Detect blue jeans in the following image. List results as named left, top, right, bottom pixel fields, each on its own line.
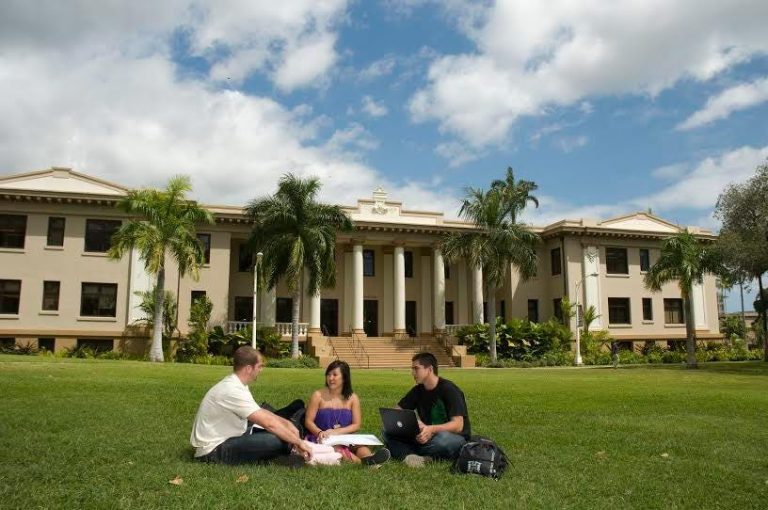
left=382, top=429, right=466, bottom=461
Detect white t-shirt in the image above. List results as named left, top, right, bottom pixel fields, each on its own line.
left=190, top=373, right=261, bottom=457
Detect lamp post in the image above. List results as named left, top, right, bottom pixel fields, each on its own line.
left=574, top=272, right=598, bottom=366
left=251, top=252, right=263, bottom=349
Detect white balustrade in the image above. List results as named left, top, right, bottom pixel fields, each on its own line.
left=445, top=324, right=468, bottom=337
left=275, top=322, right=308, bottom=337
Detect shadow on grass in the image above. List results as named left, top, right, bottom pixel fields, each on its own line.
left=611, top=361, right=768, bottom=377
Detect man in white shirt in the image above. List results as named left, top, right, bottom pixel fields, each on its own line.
left=190, top=346, right=312, bottom=464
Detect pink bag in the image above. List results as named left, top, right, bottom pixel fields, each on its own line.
left=304, top=441, right=342, bottom=466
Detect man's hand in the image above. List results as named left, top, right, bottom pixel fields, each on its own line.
left=294, top=440, right=313, bottom=461
left=415, top=423, right=434, bottom=444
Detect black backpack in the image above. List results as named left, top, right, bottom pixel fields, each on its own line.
left=452, top=437, right=508, bottom=479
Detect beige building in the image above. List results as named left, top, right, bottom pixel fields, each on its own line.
left=0, top=168, right=722, bottom=364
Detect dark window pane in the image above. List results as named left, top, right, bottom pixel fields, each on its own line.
left=527, top=299, right=539, bottom=323
left=80, top=283, right=117, bottom=317
left=238, top=243, right=252, bottom=272
left=197, top=233, right=211, bottom=264
left=606, top=248, right=628, bottom=274
left=608, top=297, right=631, bottom=324
left=499, top=300, right=506, bottom=322
left=363, top=249, right=375, bottom=277
left=664, top=298, right=685, bottom=324
left=42, top=281, right=60, bottom=311
left=190, top=291, right=207, bottom=310
left=38, top=338, right=55, bottom=351
left=444, top=263, right=450, bottom=280
left=234, top=296, right=253, bottom=321
left=639, top=249, right=650, bottom=272
left=642, top=297, right=653, bottom=321
left=0, top=279, right=21, bottom=314
left=0, top=214, right=26, bottom=249
left=0, top=338, right=15, bottom=350
left=404, top=251, right=413, bottom=278
left=76, top=338, right=113, bottom=352
left=84, top=219, right=121, bottom=252
left=47, top=217, right=66, bottom=246
left=550, top=248, right=562, bottom=276
left=276, top=298, right=293, bottom=323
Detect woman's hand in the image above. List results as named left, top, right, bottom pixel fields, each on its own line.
left=317, top=429, right=331, bottom=442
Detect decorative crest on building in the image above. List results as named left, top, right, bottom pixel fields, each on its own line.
left=371, top=187, right=389, bottom=214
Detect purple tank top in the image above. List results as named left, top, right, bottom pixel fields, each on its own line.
left=306, top=408, right=353, bottom=443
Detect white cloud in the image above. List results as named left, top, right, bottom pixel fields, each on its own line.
left=0, top=1, right=458, bottom=215
left=556, top=135, right=588, bottom=153
left=651, top=163, right=689, bottom=180
left=358, top=56, right=396, bottom=82
left=273, top=32, right=338, bottom=92
left=434, top=142, right=485, bottom=167
left=677, top=77, right=768, bottom=130
left=360, top=96, right=388, bottom=117
left=411, top=0, right=768, bottom=146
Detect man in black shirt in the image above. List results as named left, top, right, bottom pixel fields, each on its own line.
left=383, top=352, right=470, bottom=466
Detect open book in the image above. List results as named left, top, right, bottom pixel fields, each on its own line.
left=320, top=434, right=384, bottom=447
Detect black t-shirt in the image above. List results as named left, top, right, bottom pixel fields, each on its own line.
left=398, top=378, right=471, bottom=439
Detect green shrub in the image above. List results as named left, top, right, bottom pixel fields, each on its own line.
left=661, top=349, right=685, bottom=364
left=618, top=349, right=646, bottom=365
left=65, top=345, right=97, bottom=359
left=265, top=355, right=319, bottom=369
left=5, top=341, right=39, bottom=355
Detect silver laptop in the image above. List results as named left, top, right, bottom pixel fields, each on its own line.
left=379, top=408, right=419, bottom=439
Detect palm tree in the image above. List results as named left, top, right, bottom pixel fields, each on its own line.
left=644, top=230, right=722, bottom=368
left=491, top=166, right=539, bottom=222
left=443, top=178, right=540, bottom=361
left=246, top=174, right=353, bottom=358
left=108, top=176, right=213, bottom=362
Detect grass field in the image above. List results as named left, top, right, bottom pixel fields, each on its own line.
left=1, top=356, right=767, bottom=509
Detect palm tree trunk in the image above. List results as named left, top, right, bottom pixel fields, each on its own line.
left=487, top=283, right=497, bottom=361
left=759, top=274, right=768, bottom=362
left=683, top=294, right=697, bottom=368
left=150, top=265, right=166, bottom=362
left=291, top=288, right=301, bottom=359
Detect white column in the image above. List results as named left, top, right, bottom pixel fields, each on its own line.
left=353, top=244, right=364, bottom=334
left=261, top=287, right=276, bottom=327
left=692, top=280, right=707, bottom=329
left=583, top=246, right=602, bottom=329
left=457, top=260, right=469, bottom=324
left=433, top=247, right=446, bottom=332
left=393, top=246, right=406, bottom=336
left=472, top=265, right=484, bottom=323
left=343, top=251, right=353, bottom=334
left=420, top=252, right=432, bottom=334
left=309, top=292, right=321, bottom=334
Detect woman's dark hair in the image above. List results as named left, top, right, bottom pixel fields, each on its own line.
left=325, top=360, right=353, bottom=400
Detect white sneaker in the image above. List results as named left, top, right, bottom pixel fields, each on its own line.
left=404, top=454, right=430, bottom=468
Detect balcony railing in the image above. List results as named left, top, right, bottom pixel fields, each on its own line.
left=226, top=321, right=308, bottom=338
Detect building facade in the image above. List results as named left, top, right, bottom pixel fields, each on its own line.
left=0, top=168, right=722, bottom=358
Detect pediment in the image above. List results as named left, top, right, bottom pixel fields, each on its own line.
left=599, top=212, right=680, bottom=233
left=0, top=167, right=127, bottom=196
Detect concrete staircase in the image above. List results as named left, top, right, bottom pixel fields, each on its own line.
left=326, top=336, right=455, bottom=369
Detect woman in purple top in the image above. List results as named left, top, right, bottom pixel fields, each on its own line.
left=304, top=360, right=390, bottom=465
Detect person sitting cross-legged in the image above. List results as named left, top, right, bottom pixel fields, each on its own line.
left=190, top=346, right=312, bottom=465
left=383, top=352, right=471, bottom=468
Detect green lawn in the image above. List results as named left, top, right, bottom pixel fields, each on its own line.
left=1, top=356, right=767, bottom=509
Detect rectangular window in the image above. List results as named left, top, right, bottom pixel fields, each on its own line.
left=606, top=248, right=629, bottom=274
left=38, top=338, right=55, bottom=351
left=276, top=297, right=293, bottom=323
left=76, top=338, right=113, bottom=353
left=47, top=217, right=66, bottom=247
left=363, top=249, right=375, bottom=277
left=238, top=243, right=252, bottom=272
left=553, top=298, right=563, bottom=322
left=445, top=301, right=454, bottom=325
left=42, top=281, right=60, bottom=311
left=80, top=283, right=117, bottom=317
left=0, top=338, right=15, bottom=350
left=0, top=279, right=21, bottom=314
left=664, top=298, right=685, bottom=324
left=444, top=263, right=450, bottom=280
left=197, top=233, right=211, bottom=264
left=639, top=248, right=650, bottom=272
left=234, top=296, right=253, bottom=321
left=403, top=251, right=413, bottom=278
left=84, top=219, right=121, bottom=252
left=499, top=300, right=506, bottom=322
left=0, top=214, right=27, bottom=249
left=608, top=297, right=631, bottom=324
left=527, top=299, right=539, bottom=323
left=642, top=297, right=653, bottom=321
left=191, top=290, right=206, bottom=305
left=550, top=247, right=562, bottom=276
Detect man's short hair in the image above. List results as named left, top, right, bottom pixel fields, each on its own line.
left=233, top=346, right=262, bottom=370
left=412, top=352, right=438, bottom=376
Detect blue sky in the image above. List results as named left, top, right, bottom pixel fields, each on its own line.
left=1, top=1, right=767, bottom=311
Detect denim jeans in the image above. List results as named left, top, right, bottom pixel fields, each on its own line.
left=382, top=429, right=466, bottom=461
left=200, top=399, right=304, bottom=465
